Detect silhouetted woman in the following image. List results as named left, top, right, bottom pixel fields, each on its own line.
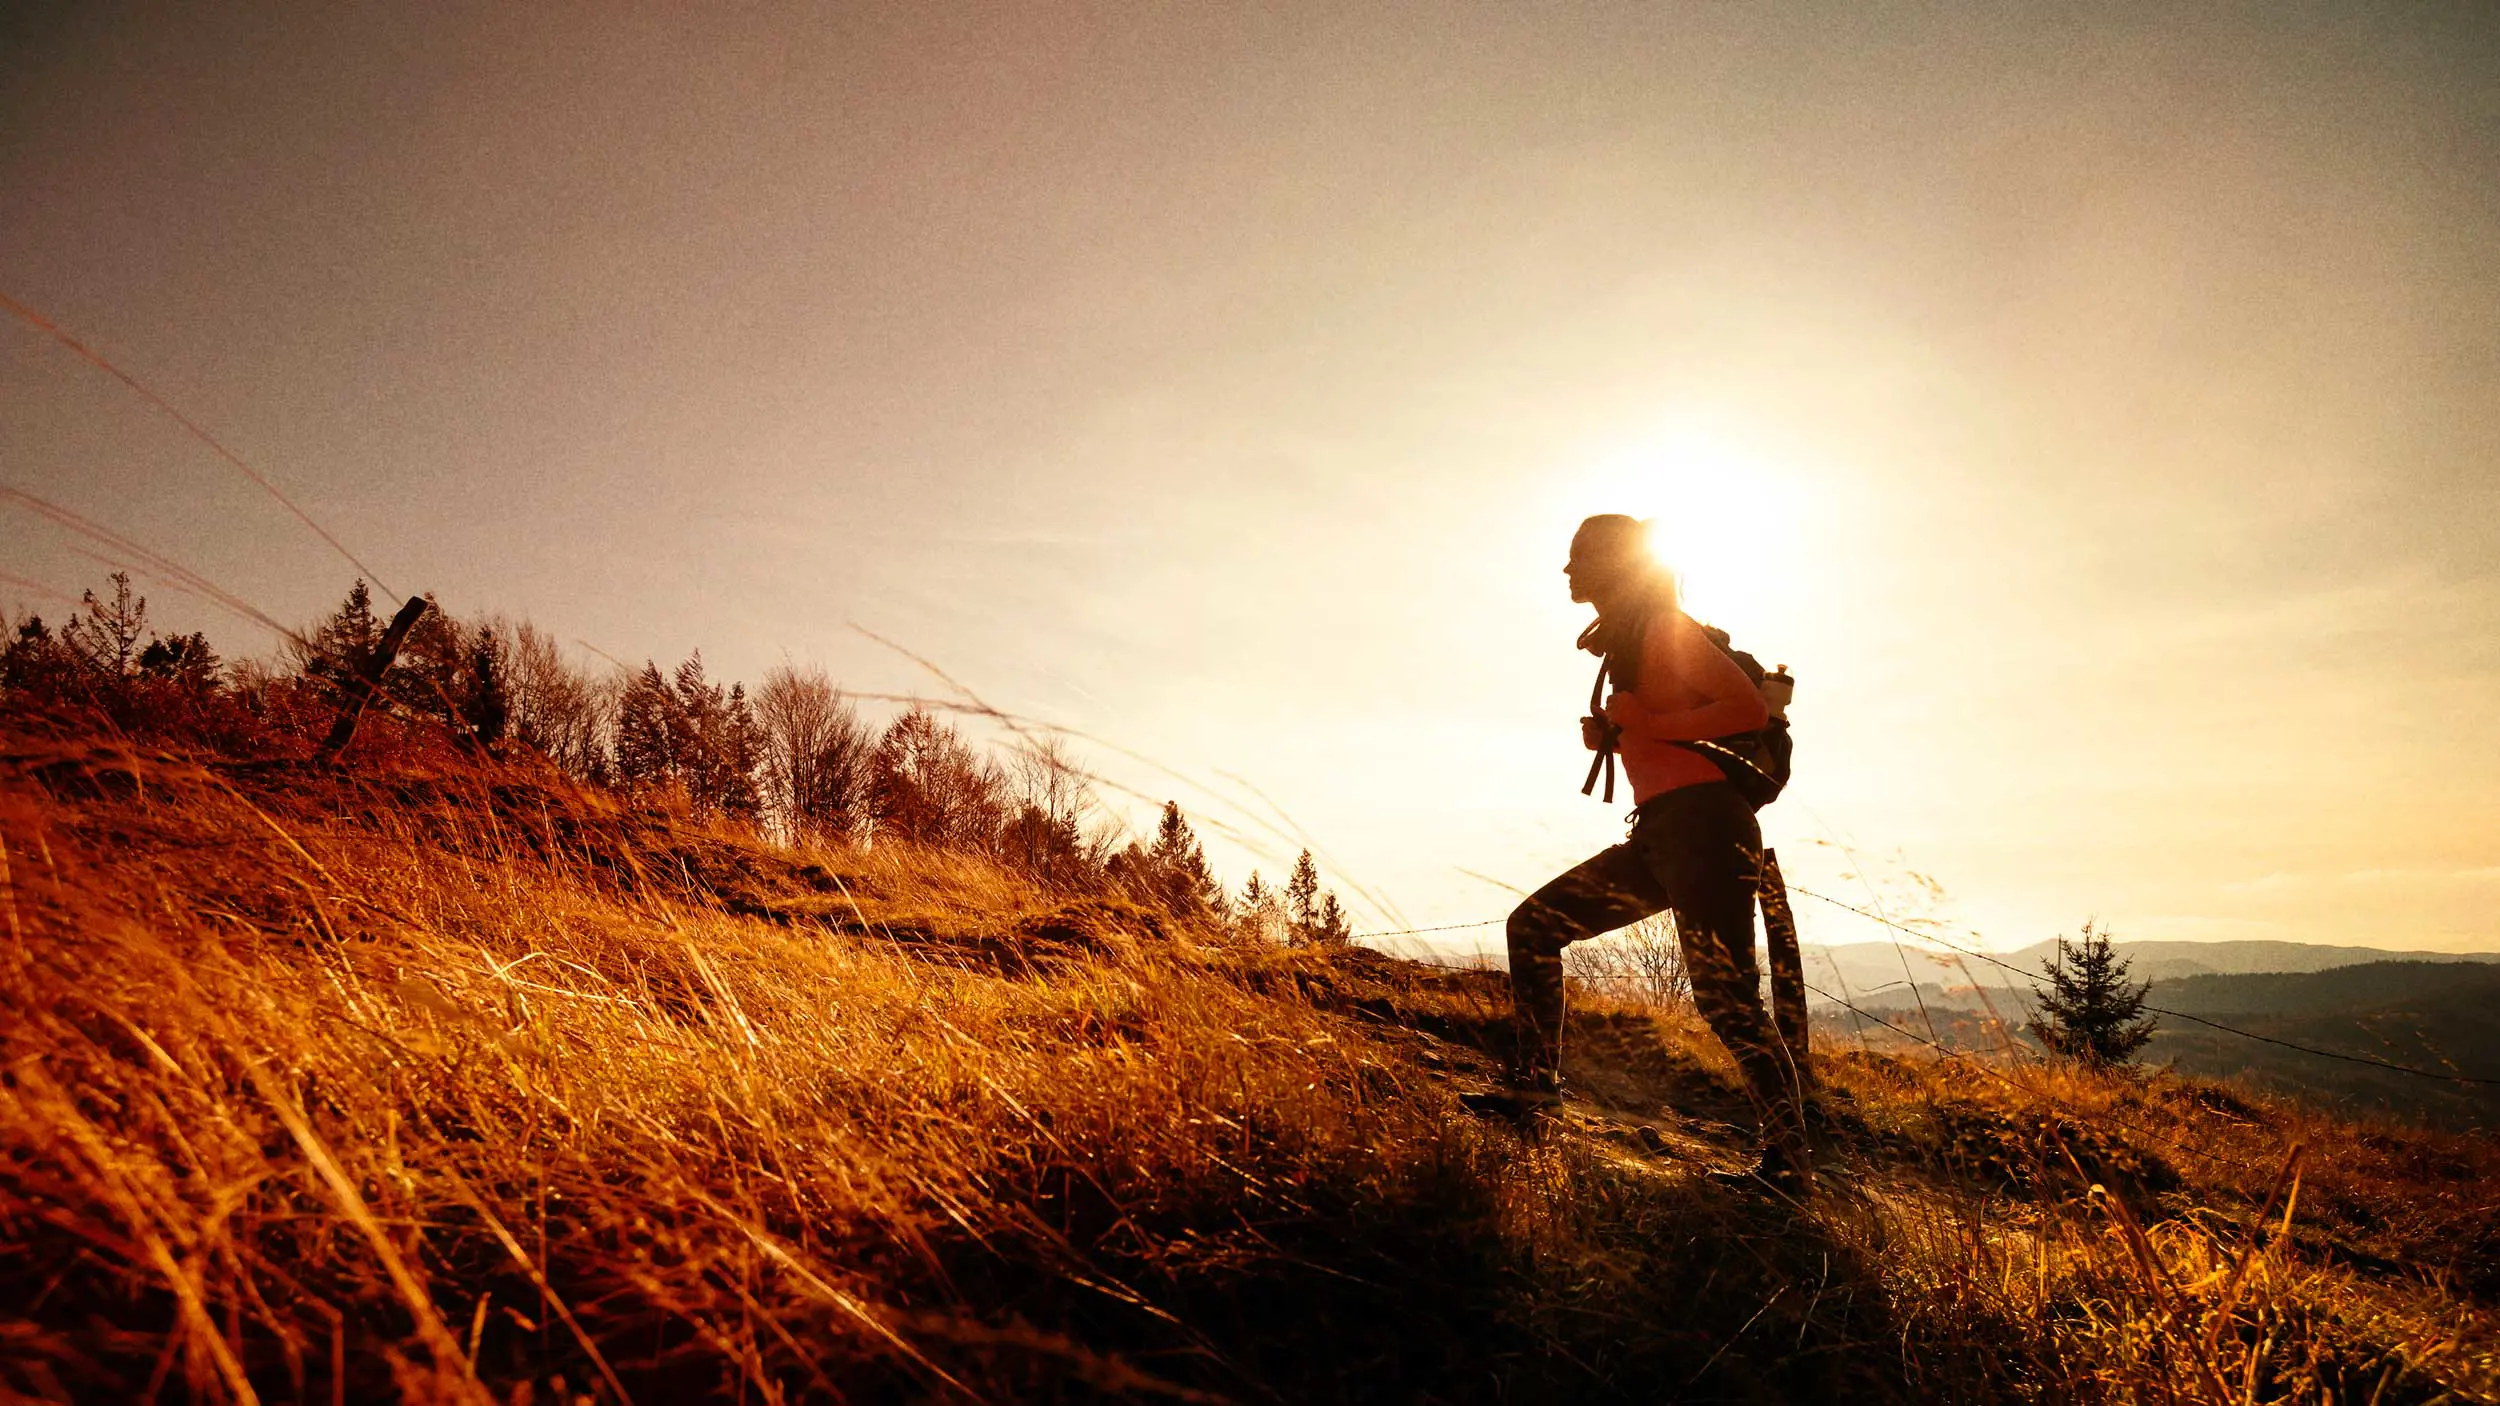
left=1502, top=514, right=1811, bottom=1194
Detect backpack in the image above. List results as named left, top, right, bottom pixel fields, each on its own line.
left=1580, top=621, right=1794, bottom=811
left=1679, top=630, right=1793, bottom=810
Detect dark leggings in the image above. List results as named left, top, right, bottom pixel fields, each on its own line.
left=1507, top=783, right=1807, bottom=1153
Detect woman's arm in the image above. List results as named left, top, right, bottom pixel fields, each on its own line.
left=1603, top=617, right=1769, bottom=742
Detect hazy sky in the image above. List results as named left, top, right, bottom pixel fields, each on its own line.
left=7, top=2, right=2497, bottom=958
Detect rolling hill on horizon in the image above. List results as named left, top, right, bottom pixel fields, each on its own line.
left=2147, top=962, right=2500, bottom=1129
left=1804, top=936, right=2500, bottom=1006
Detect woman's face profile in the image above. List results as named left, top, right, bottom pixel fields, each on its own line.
left=1564, top=554, right=1594, bottom=603
left=1564, top=531, right=1641, bottom=605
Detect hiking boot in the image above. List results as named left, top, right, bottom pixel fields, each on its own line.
left=1459, top=1083, right=1565, bottom=1124
left=1706, top=1145, right=1815, bottom=1201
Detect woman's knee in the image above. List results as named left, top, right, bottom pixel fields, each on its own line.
left=1506, top=903, right=1562, bottom=960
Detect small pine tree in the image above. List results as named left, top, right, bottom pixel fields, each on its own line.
left=1105, top=803, right=1225, bottom=922
left=2029, top=922, right=2157, bottom=1067
left=713, top=681, right=761, bottom=819
left=612, top=662, right=683, bottom=793
left=1313, top=892, right=1352, bottom=946
left=1142, top=801, right=1225, bottom=921
left=607, top=654, right=763, bottom=816
left=0, top=616, right=77, bottom=698
left=137, top=632, right=220, bottom=685
left=302, top=580, right=381, bottom=690
left=1284, top=851, right=1325, bottom=944
left=462, top=628, right=510, bottom=747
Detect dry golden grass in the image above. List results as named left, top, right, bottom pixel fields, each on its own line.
left=1, top=736, right=2493, bottom=1403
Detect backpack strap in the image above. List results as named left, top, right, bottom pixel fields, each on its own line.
left=1580, top=654, right=1620, bottom=803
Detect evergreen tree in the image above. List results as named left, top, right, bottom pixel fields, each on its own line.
left=713, top=681, right=761, bottom=819
left=1313, top=892, right=1353, bottom=945
left=1143, top=801, right=1225, bottom=921
left=608, top=654, right=759, bottom=816
left=612, top=662, right=682, bottom=793
left=137, top=632, right=220, bottom=685
left=1, top=615, right=86, bottom=702
left=671, top=657, right=746, bottom=815
left=1108, top=803, right=1225, bottom=922
left=380, top=593, right=461, bottom=718
left=2029, top=922, right=2157, bottom=1067
left=1285, top=850, right=1323, bottom=944
left=301, top=580, right=381, bottom=690
left=461, top=628, right=510, bottom=747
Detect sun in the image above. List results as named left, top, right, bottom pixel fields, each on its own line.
left=1557, top=423, right=1805, bottom=627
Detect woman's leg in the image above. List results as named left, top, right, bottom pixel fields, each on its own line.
left=1505, top=844, right=1668, bottom=1094
left=1638, top=788, right=1812, bottom=1183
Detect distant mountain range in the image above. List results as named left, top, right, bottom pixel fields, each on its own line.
left=1802, top=940, right=2500, bottom=1130
left=1803, top=938, right=2500, bottom=1007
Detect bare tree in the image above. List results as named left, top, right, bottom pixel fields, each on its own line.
left=867, top=709, right=1008, bottom=852
left=491, top=618, right=614, bottom=781
left=1234, top=871, right=1287, bottom=944
left=62, top=572, right=149, bottom=680
left=752, top=665, right=873, bottom=846
left=1000, top=733, right=1099, bottom=888
left=1565, top=914, right=1689, bottom=1010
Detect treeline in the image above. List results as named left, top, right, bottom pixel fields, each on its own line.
left=1, top=574, right=1355, bottom=943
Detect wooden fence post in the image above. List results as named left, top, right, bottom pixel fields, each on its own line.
left=1759, top=847, right=1814, bottom=1093
left=312, top=595, right=430, bottom=767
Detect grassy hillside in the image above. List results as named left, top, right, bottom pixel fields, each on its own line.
left=4, top=737, right=2498, bottom=1403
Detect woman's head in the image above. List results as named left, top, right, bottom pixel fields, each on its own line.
left=1565, top=514, right=1675, bottom=610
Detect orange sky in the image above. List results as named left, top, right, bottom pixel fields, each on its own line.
left=5, top=3, right=2496, bottom=956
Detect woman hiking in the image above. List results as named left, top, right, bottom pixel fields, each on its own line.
left=1498, top=513, right=1813, bottom=1195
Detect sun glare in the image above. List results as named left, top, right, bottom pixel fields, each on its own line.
left=1560, top=424, right=1806, bottom=627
